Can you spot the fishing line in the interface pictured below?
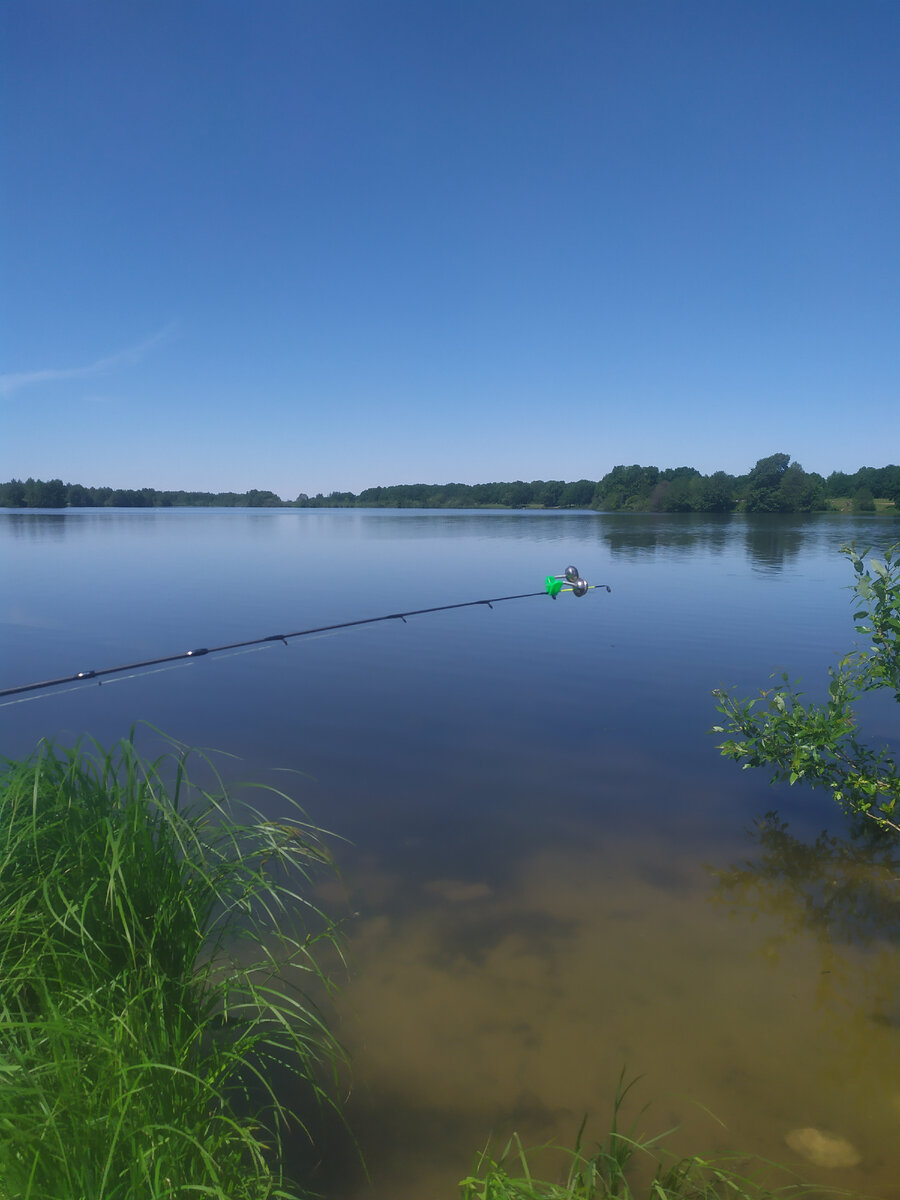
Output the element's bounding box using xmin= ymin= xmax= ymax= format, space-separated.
xmin=1 ymin=568 xmax=609 ymax=702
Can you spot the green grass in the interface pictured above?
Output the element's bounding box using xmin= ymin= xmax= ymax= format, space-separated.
xmin=0 ymin=733 xmax=345 ymax=1200
xmin=825 ymin=497 xmax=897 ymax=513
xmin=458 ymin=1078 xmax=849 ymax=1200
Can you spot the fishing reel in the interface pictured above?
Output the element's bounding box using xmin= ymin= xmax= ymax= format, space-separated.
xmin=545 ymin=565 xmax=589 ymax=598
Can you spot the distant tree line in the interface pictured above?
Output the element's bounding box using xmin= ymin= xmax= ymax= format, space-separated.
xmin=2 ymin=455 xmax=899 ymax=513
xmin=295 ymin=454 xmax=900 ymax=513
xmin=0 ymin=479 xmax=283 ymax=508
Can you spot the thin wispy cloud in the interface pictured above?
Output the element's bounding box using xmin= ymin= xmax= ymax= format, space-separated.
xmin=0 ymin=324 xmax=175 ymax=398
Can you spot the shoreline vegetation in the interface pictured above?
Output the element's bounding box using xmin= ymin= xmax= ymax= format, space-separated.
xmin=2 ymin=454 xmax=899 ymax=515
xmin=0 ymin=735 xmax=345 ymax=1200
xmin=0 ymin=736 xmax=844 ymax=1200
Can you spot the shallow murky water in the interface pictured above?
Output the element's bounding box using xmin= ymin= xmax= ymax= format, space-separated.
xmin=315 ymin=824 xmax=900 ymax=1199
xmin=2 ymin=508 xmax=899 ymax=1197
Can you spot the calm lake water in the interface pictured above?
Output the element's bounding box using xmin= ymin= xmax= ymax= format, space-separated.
xmin=2 ymin=508 xmax=899 ymax=1198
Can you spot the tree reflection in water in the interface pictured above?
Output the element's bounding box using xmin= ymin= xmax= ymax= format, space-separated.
xmin=710 ymin=813 xmax=900 ymax=1037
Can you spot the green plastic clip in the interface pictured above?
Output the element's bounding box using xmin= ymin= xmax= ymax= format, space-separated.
xmin=545 ymin=575 xmax=564 ymax=598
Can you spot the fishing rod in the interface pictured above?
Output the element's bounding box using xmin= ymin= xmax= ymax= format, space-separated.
xmin=1 ymin=567 xmax=610 ymax=700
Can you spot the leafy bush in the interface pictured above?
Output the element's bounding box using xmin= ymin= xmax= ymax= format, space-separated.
xmin=714 ymin=544 xmax=900 ymax=832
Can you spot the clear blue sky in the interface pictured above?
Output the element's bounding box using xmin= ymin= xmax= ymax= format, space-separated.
xmin=2 ymin=1 xmax=898 ymax=499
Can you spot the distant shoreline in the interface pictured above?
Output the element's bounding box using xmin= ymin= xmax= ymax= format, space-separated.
xmin=2 ymin=455 xmax=898 ymax=515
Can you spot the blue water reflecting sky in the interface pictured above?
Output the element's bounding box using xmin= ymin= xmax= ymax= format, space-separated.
xmin=3 ymin=508 xmax=896 ymax=845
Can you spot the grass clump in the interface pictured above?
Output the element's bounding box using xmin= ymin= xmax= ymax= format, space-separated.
xmin=459 ymin=1080 xmax=843 ymax=1200
xmin=0 ymin=733 xmax=344 ymax=1199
